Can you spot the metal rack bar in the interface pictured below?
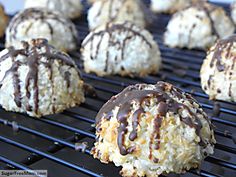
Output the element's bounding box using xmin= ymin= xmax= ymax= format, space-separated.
xmin=0 ymin=1 xmax=235 ymax=177
xmin=0 ymin=136 xmax=101 ymax=177
xmin=0 ymin=117 xmax=229 ymax=177
xmin=0 ymin=155 xmax=32 ymax=171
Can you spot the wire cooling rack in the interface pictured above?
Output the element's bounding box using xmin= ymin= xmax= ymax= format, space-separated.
xmin=0 ymin=1 xmax=235 ymax=177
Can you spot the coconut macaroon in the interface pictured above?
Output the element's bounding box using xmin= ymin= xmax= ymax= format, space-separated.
xmin=151 ymin=0 xmax=195 ymax=14
xmin=87 ymin=0 xmax=146 ymax=30
xmin=92 ymin=81 xmax=215 ymax=177
xmin=24 ymin=0 xmax=83 ymax=19
xmin=0 ymin=4 xmax=8 ymax=37
xmin=0 ymin=39 xmax=85 ymax=118
xmin=201 ymin=35 xmax=236 ymax=102
xmin=81 ymin=22 xmax=161 ymax=77
xmin=164 ymin=2 xmax=235 ymax=50
xmin=5 ymin=8 xmax=78 ymax=52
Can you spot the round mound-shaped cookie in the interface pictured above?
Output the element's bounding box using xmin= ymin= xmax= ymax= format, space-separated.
xmin=24 ymin=0 xmax=83 ymax=19
xmin=164 ymin=2 xmax=235 ymax=50
xmin=201 ymin=35 xmax=236 ymax=102
xmin=81 ymin=22 xmax=161 ymax=77
xmin=6 ymin=8 xmax=78 ymax=52
xmin=87 ymin=0 xmax=146 ymax=30
xmin=0 ymin=4 xmax=8 ymax=37
xmin=92 ymin=81 xmax=215 ymax=177
xmin=151 ymin=0 xmax=195 ymax=14
xmin=0 ymin=39 xmax=85 ymax=118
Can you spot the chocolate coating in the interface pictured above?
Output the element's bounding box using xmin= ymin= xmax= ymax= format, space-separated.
xmin=164 ymin=2 xmax=235 ymax=50
xmin=87 ymin=0 xmax=146 ymax=30
xmin=0 ymin=39 xmax=79 ymax=115
xmin=82 ymin=22 xmax=152 ymax=67
xmin=6 ymin=8 xmax=78 ymax=51
xmin=96 ymin=82 xmax=212 ymax=156
xmin=81 ymin=21 xmax=161 ymax=77
xmin=201 ymin=34 xmax=236 ymax=102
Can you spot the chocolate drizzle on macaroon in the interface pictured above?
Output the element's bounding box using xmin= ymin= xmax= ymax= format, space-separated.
xmin=96 ymin=82 xmax=213 ymax=157
xmin=209 ymin=35 xmax=236 ymax=70
xmin=207 ymin=35 xmax=236 ymax=98
xmin=0 ymin=39 xmax=79 ymax=114
xmin=94 ymin=0 xmax=125 ymax=23
xmin=7 ymin=8 xmax=78 ymax=47
xmin=82 ymin=22 xmax=152 ymax=72
xmin=93 ymin=0 xmax=145 ymax=25
xmin=175 ymin=2 xmax=220 ymax=46
xmin=191 ymin=2 xmax=219 ymax=37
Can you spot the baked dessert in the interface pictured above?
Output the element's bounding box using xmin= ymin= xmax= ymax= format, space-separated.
xmin=5 ymin=8 xmax=78 ymax=52
xmin=81 ymin=22 xmax=161 ymax=77
xmin=151 ymin=0 xmax=195 ymax=14
xmin=201 ymin=35 xmax=236 ymax=102
xmin=92 ymin=81 xmax=215 ymax=177
xmin=164 ymin=2 xmax=235 ymax=50
xmin=24 ymin=0 xmax=83 ymax=19
xmin=0 ymin=4 xmax=8 ymax=37
xmin=0 ymin=39 xmax=85 ymax=118
xmin=231 ymin=0 xmax=236 ymax=24
xmin=87 ymin=0 xmax=146 ymax=30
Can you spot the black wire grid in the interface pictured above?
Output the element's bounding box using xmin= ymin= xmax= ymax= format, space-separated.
xmin=0 ymin=1 xmax=235 ymax=177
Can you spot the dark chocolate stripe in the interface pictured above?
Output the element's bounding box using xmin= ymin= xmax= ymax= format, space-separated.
xmin=8 ymin=8 xmax=77 ymax=46
xmin=210 ymin=35 xmax=236 ymax=70
xmin=94 ymin=0 xmax=142 ymax=24
xmin=129 ymin=108 xmax=144 ymax=141
xmin=208 ymin=35 xmax=236 ymax=98
xmin=187 ymin=2 xmax=219 ymax=37
xmin=96 ymin=82 xmax=212 ymax=156
xmin=0 ymin=39 xmax=78 ymax=114
xmin=82 ymin=22 xmax=152 ymax=72
xmin=0 ymin=47 xmax=26 ymax=107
